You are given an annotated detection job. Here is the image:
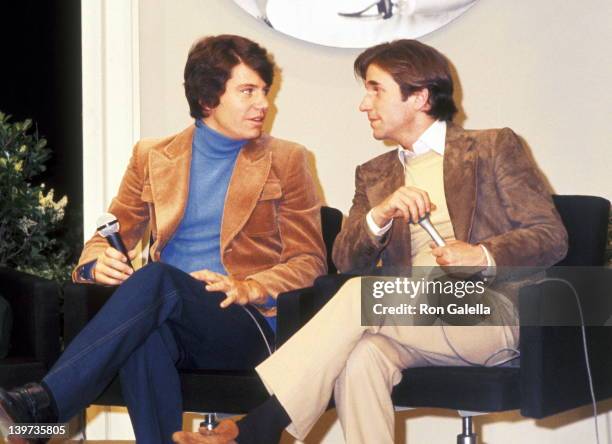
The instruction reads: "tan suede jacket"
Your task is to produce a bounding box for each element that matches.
[332,123,568,273]
[74,125,327,298]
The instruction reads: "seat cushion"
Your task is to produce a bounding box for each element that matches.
[0,358,48,388]
[180,369,269,413]
[94,369,269,414]
[392,366,520,412]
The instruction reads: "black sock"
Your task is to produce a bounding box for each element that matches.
[235,395,290,444]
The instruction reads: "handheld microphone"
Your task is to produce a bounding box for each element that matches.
[96,213,134,269]
[417,213,446,247]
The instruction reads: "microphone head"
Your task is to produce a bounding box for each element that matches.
[416,213,446,247]
[417,214,432,228]
[96,213,120,238]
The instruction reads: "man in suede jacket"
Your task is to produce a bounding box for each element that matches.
[0,35,325,444]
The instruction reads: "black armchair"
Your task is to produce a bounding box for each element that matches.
[0,268,61,388]
[302,195,611,442]
[62,206,343,414]
[62,195,612,442]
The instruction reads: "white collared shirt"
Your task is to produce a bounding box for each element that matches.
[364,120,496,268]
[397,119,447,167]
[366,120,447,235]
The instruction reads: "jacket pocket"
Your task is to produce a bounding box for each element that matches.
[259,181,282,201]
[243,181,282,236]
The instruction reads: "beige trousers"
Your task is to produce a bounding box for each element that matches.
[256,277,518,444]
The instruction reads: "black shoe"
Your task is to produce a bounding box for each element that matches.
[0,383,55,443]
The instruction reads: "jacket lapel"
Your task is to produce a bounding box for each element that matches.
[365,151,404,206]
[443,123,478,242]
[148,126,194,247]
[365,151,412,265]
[220,136,271,253]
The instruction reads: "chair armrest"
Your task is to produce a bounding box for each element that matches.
[62,282,115,345]
[276,287,316,347]
[276,274,355,347]
[519,269,612,418]
[313,274,356,310]
[0,267,61,368]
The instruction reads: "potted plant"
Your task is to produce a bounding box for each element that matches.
[0,112,73,280]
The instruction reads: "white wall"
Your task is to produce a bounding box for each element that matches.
[82,0,612,441]
[82,0,140,235]
[137,0,611,213]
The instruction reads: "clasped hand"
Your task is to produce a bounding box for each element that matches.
[190,270,268,308]
[429,240,487,268]
[371,186,436,226]
[93,248,268,308]
[371,187,487,268]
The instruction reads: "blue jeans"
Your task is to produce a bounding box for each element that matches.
[43,262,274,443]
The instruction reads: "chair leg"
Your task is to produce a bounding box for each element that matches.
[200,413,219,432]
[457,416,477,444]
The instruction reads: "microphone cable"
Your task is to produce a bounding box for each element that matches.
[441,277,600,444]
[532,277,600,444]
[241,306,274,356]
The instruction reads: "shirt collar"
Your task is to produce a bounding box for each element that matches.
[397,120,447,166]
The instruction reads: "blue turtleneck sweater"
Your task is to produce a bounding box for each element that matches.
[162,121,244,275]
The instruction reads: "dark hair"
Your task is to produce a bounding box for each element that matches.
[354,39,457,121]
[184,35,275,119]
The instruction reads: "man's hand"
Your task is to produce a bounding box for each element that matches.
[190,270,268,308]
[93,247,137,285]
[429,240,487,267]
[371,186,436,226]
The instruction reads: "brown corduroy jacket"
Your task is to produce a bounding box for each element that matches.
[332,123,568,273]
[74,125,327,299]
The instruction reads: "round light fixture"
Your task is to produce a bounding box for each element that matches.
[233,0,478,48]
